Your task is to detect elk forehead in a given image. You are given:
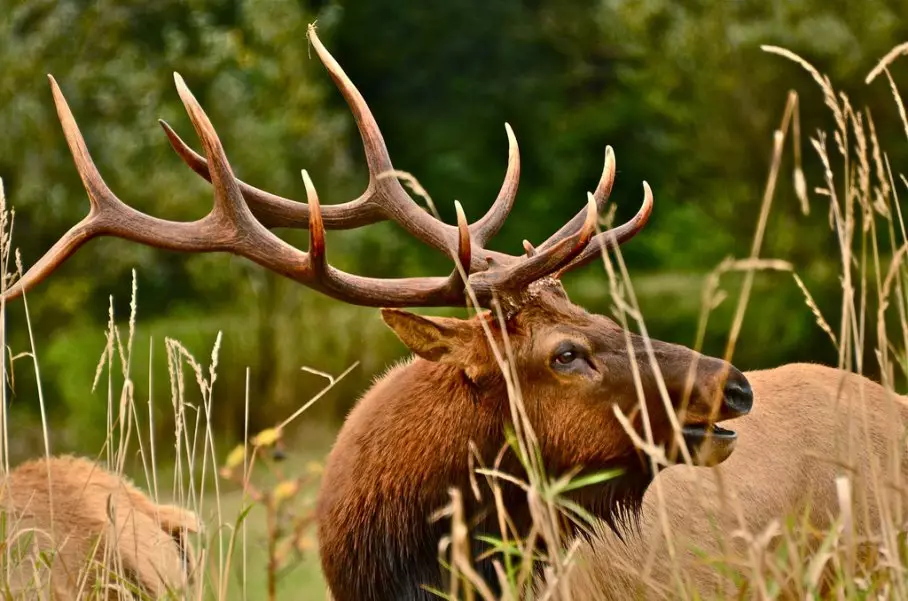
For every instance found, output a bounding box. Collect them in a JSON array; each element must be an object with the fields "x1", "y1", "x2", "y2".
[
  {"x1": 509, "y1": 279, "x2": 587, "y2": 323},
  {"x1": 508, "y1": 281, "x2": 619, "y2": 342}
]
